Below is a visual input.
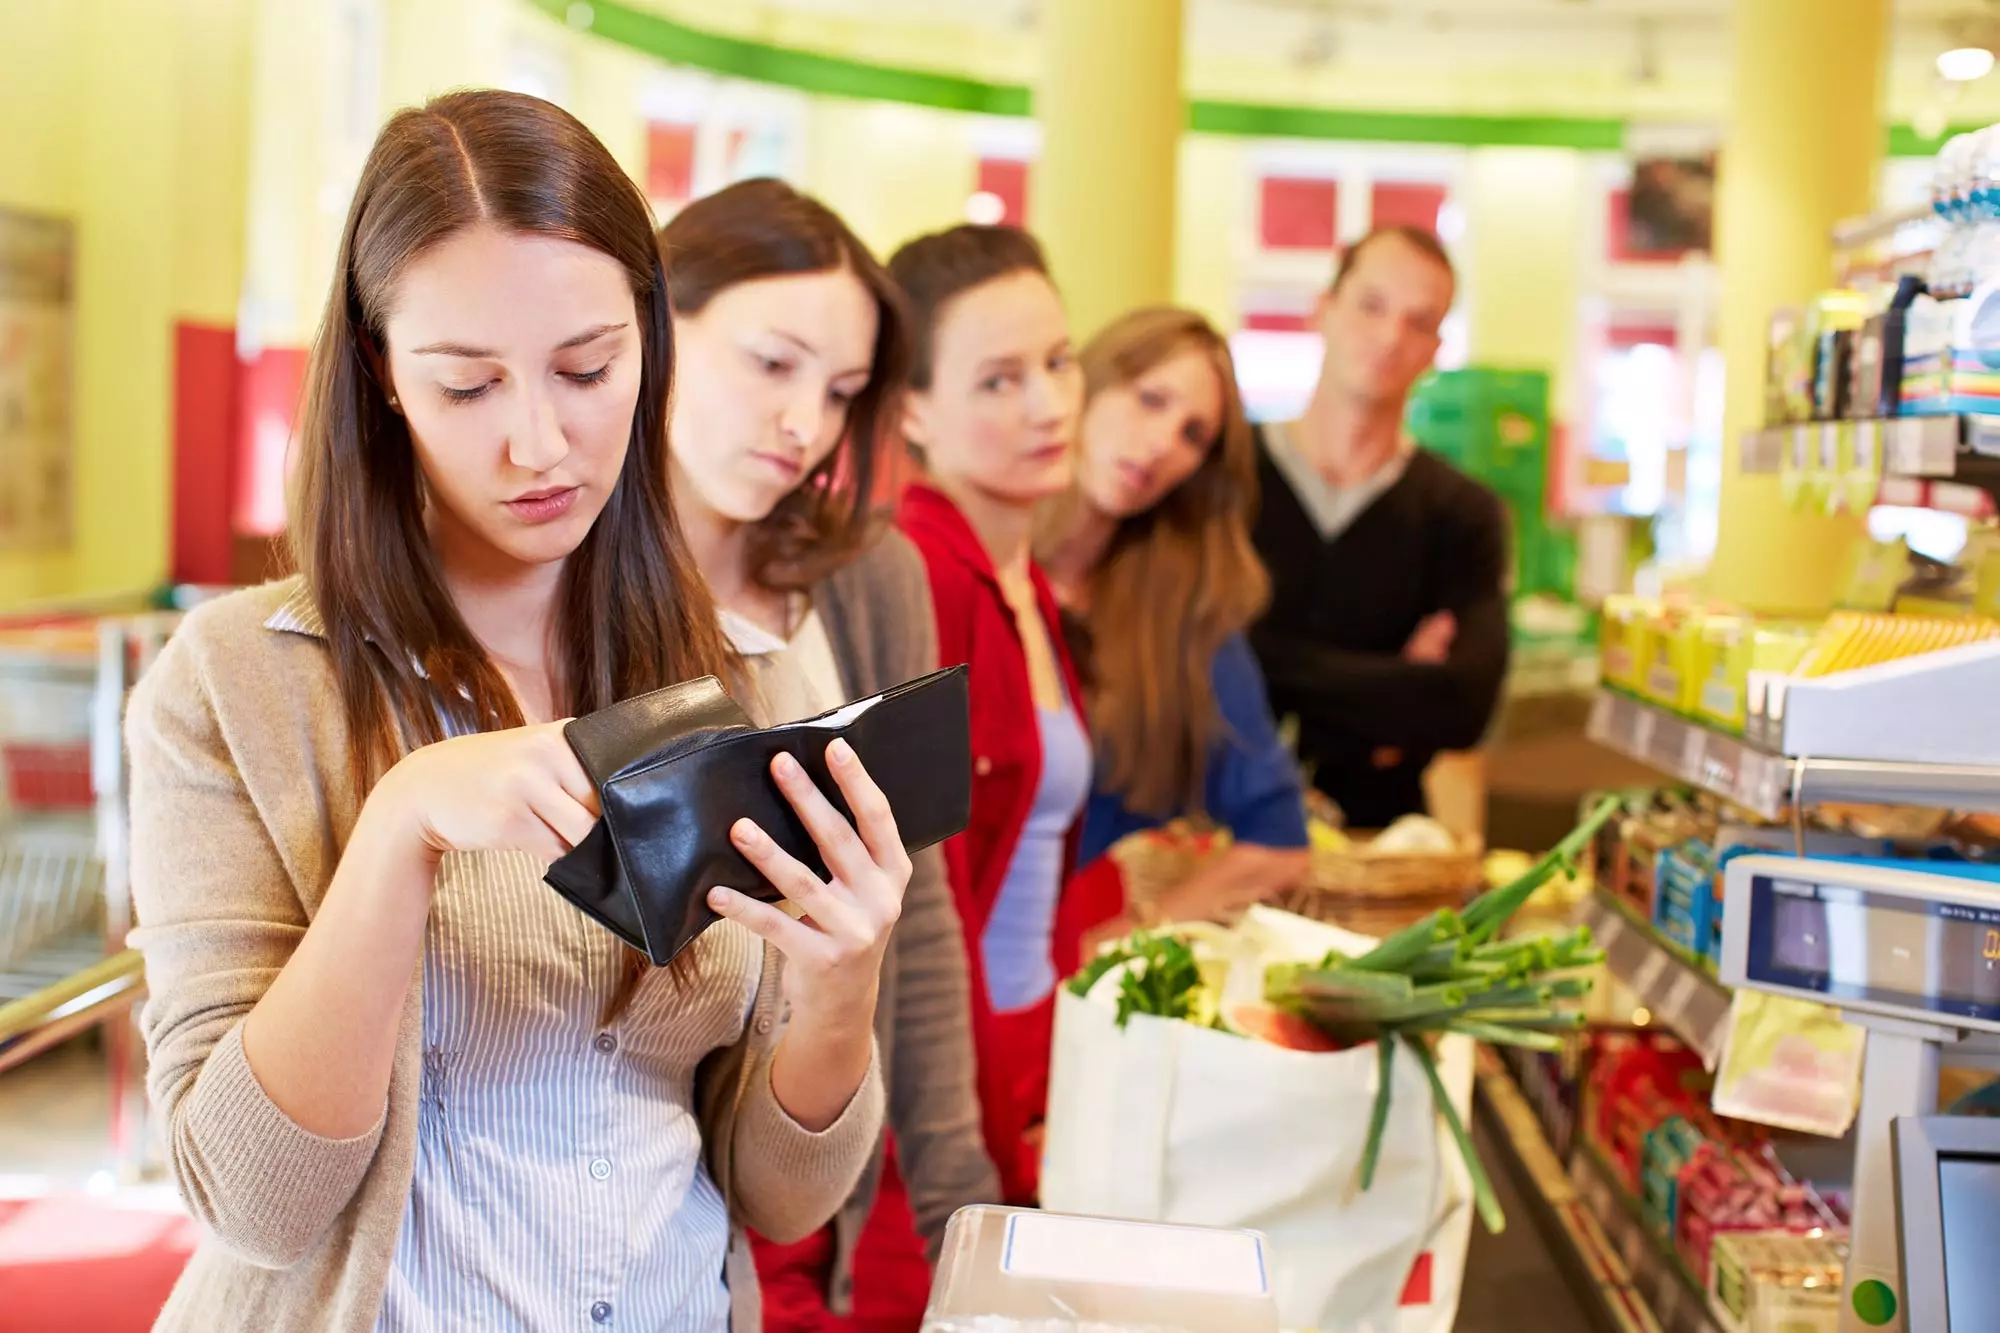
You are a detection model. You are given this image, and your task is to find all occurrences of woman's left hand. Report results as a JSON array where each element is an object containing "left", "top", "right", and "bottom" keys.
[{"left": 707, "top": 738, "right": 909, "bottom": 1025}]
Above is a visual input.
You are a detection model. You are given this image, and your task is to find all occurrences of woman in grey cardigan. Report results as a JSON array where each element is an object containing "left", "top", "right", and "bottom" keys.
[{"left": 660, "top": 179, "right": 1000, "bottom": 1329}]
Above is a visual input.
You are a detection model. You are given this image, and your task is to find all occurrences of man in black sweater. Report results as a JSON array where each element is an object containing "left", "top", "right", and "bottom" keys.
[{"left": 1250, "top": 225, "right": 1509, "bottom": 830}]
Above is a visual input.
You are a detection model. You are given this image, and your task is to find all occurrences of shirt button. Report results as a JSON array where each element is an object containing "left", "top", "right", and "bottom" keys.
[
  {"left": 593, "top": 1032, "right": 617, "bottom": 1055},
  {"left": 591, "top": 1301, "right": 613, "bottom": 1324},
  {"left": 755, "top": 1016, "right": 774, "bottom": 1035},
  {"left": 974, "top": 755, "right": 993, "bottom": 777},
  {"left": 589, "top": 1157, "right": 612, "bottom": 1181}
]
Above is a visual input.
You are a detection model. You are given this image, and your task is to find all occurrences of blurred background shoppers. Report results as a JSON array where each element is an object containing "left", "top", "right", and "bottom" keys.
[
  {"left": 124, "top": 93, "right": 901, "bottom": 1333},
  {"left": 658, "top": 179, "right": 999, "bottom": 1332},
  {"left": 890, "top": 225, "right": 1089, "bottom": 1211},
  {"left": 1038, "top": 306, "right": 1308, "bottom": 958},
  {"left": 1248, "top": 226, "right": 1511, "bottom": 832}
]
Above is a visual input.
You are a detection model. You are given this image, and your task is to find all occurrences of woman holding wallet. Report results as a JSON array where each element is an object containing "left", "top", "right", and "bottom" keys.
[
  {"left": 1037, "top": 307, "right": 1310, "bottom": 952},
  {"left": 887, "top": 225, "right": 1091, "bottom": 1208},
  {"left": 657, "top": 179, "right": 999, "bottom": 1331},
  {"left": 125, "top": 92, "right": 904, "bottom": 1333}
]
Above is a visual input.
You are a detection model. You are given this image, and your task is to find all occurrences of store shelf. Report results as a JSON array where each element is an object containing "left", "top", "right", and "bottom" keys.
[
  {"left": 1474, "top": 1050, "right": 1663, "bottom": 1333},
  {"left": 1739, "top": 415, "right": 2000, "bottom": 507},
  {"left": 1588, "top": 690, "right": 2000, "bottom": 818},
  {"left": 1571, "top": 1142, "right": 1727, "bottom": 1333},
  {"left": 1587, "top": 692, "right": 1792, "bottom": 820},
  {"left": 1579, "top": 891, "right": 1734, "bottom": 1069}
]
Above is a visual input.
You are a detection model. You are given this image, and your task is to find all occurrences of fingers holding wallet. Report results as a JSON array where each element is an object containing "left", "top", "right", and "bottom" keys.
[{"left": 707, "top": 740, "right": 909, "bottom": 1011}]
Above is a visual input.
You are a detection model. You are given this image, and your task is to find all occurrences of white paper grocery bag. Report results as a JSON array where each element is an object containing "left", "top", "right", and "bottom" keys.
[{"left": 1042, "top": 907, "right": 1476, "bottom": 1333}]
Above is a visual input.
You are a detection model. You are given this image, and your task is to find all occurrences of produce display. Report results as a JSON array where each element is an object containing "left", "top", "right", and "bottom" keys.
[{"left": 1071, "top": 796, "right": 1621, "bottom": 1235}]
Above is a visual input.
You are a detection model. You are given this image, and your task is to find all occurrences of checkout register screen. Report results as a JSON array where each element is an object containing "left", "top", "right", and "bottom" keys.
[{"left": 1940, "top": 1156, "right": 2000, "bottom": 1329}]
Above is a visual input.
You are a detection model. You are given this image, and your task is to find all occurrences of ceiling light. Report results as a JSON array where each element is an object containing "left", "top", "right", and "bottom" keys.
[
  {"left": 965, "top": 192, "right": 1007, "bottom": 226},
  {"left": 1937, "top": 47, "right": 1995, "bottom": 82}
]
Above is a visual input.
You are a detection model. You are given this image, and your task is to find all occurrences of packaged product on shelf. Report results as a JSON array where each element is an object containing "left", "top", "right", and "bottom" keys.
[
  {"left": 1608, "top": 791, "right": 1704, "bottom": 920},
  {"left": 1847, "top": 274, "right": 1927, "bottom": 422},
  {"left": 1640, "top": 1114, "right": 1709, "bottom": 1234},
  {"left": 1709, "top": 1232, "right": 1847, "bottom": 1333},
  {"left": 1652, "top": 835, "right": 1720, "bottom": 961},
  {"left": 1696, "top": 619, "right": 1815, "bottom": 735},
  {"left": 1598, "top": 594, "right": 1655, "bottom": 694},
  {"left": 1638, "top": 606, "right": 1707, "bottom": 714},
  {"left": 1806, "top": 291, "right": 1870, "bottom": 422},
  {"left": 1895, "top": 289, "right": 1953, "bottom": 415},
  {"left": 1585, "top": 1029, "right": 1708, "bottom": 1190},
  {"left": 1676, "top": 1145, "right": 1842, "bottom": 1288},
  {"left": 1787, "top": 609, "right": 2000, "bottom": 677},
  {"left": 1710, "top": 991, "right": 1865, "bottom": 1139},
  {"left": 1764, "top": 308, "right": 1807, "bottom": 426}
]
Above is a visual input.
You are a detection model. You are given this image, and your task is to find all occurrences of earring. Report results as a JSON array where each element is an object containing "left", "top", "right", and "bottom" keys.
[{"left": 387, "top": 393, "right": 401, "bottom": 412}]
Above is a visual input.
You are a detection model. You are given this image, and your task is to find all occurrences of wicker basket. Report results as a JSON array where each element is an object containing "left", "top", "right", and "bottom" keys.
[{"left": 1107, "top": 820, "right": 1484, "bottom": 939}]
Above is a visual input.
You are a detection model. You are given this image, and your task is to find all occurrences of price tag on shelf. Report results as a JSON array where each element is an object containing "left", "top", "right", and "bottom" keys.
[
  {"left": 1888, "top": 415, "right": 1931, "bottom": 475},
  {"left": 1632, "top": 707, "right": 1658, "bottom": 759},
  {"left": 1594, "top": 911, "right": 1626, "bottom": 951},
  {"left": 1819, "top": 421, "right": 1842, "bottom": 473},
  {"left": 1679, "top": 726, "right": 1705, "bottom": 780},
  {"left": 1854, "top": 418, "right": 1879, "bottom": 473},
  {"left": 1663, "top": 971, "right": 1700, "bottom": 1026},
  {"left": 1631, "top": 948, "right": 1671, "bottom": 998}
]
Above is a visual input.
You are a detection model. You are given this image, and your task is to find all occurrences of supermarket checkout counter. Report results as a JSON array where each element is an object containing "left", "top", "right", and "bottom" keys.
[
  {"left": 1892, "top": 1115, "right": 2000, "bottom": 1333},
  {"left": 1722, "top": 853, "right": 2000, "bottom": 1332},
  {"left": 922, "top": 1208, "right": 1280, "bottom": 1332}
]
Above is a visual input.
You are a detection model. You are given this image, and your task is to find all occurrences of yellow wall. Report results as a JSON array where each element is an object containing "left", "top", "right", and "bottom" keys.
[
  {"left": 803, "top": 101, "right": 976, "bottom": 260},
  {"left": 0, "top": 1, "right": 86, "bottom": 606},
  {"left": 1464, "top": 147, "right": 1586, "bottom": 422},
  {"left": 0, "top": 0, "right": 250, "bottom": 611}
]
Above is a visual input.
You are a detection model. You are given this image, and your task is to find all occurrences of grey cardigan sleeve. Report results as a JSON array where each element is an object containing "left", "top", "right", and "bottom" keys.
[
  {"left": 126, "top": 628, "right": 385, "bottom": 1269},
  {"left": 865, "top": 535, "right": 1003, "bottom": 1249}
]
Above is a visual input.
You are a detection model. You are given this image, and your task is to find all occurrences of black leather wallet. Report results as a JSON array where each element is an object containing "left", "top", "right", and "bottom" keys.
[{"left": 544, "top": 665, "right": 971, "bottom": 964}]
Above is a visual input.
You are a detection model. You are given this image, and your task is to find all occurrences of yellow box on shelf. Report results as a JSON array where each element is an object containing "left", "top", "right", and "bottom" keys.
[
  {"left": 1639, "top": 609, "right": 1704, "bottom": 714},
  {"left": 1598, "top": 595, "right": 1656, "bottom": 694},
  {"left": 1695, "top": 619, "right": 1815, "bottom": 734},
  {"left": 1794, "top": 610, "right": 2000, "bottom": 678}
]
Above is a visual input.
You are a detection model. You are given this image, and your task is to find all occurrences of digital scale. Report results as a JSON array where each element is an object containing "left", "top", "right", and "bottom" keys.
[{"left": 1721, "top": 853, "right": 2000, "bottom": 1333}]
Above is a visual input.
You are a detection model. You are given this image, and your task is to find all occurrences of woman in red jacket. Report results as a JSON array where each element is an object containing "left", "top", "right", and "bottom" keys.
[{"left": 887, "top": 225, "right": 1090, "bottom": 1208}]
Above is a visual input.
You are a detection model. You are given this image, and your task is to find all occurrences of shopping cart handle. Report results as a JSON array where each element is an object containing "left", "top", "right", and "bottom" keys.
[{"left": 0, "top": 948, "right": 146, "bottom": 1076}]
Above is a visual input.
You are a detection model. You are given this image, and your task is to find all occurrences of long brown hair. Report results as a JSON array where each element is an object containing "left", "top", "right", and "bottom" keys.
[
  {"left": 291, "top": 89, "right": 730, "bottom": 791},
  {"left": 659, "top": 178, "right": 909, "bottom": 590},
  {"left": 1040, "top": 307, "right": 1269, "bottom": 818}
]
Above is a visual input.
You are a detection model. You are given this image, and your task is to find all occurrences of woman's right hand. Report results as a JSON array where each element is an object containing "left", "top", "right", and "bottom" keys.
[{"left": 373, "top": 721, "right": 602, "bottom": 865}]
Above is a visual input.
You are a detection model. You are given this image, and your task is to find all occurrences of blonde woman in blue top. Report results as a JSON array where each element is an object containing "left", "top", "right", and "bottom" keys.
[{"left": 1038, "top": 306, "right": 1309, "bottom": 959}]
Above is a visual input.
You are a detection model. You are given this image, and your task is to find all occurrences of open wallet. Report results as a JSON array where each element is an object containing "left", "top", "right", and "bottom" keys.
[{"left": 543, "top": 665, "right": 971, "bottom": 965}]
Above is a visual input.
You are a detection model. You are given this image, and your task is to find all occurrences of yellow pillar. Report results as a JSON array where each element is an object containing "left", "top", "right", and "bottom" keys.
[
  {"left": 1034, "top": 0, "right": 1182, "bottom": 340},
  {"left": 1710, "top": 0, "right": 1887, "bottom": 613},
  {"left": 1464, "top": 147, "right": 1586, "bottom": 422}
]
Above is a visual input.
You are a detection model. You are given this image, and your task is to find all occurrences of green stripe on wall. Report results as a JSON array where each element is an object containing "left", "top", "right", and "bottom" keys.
[
  {"left": 1188, "top": 101, "right": 1626, "bottom": 149},
  {"left": 526, "top": 0, "right": 1030, "bottom": 115},
  {"left": 536, "top": 0, "right": 1959, "bottom": 156}
]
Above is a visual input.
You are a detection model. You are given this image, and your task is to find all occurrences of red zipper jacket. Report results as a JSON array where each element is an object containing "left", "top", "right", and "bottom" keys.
[{"left": 897, "top": 481, "right": 1097, "bottom": 1202}]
